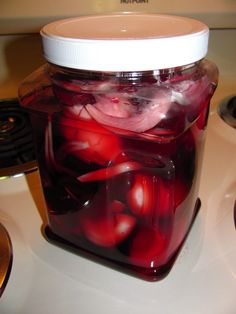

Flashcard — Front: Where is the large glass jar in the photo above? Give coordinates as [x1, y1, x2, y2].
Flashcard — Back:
[19, 14, 218, 281]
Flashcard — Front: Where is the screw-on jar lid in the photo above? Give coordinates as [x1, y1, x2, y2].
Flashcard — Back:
[40, 14, 209, 72]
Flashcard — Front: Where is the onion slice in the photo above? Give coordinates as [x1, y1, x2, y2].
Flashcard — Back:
[77, 161, 142, 182]
[44, 115, 78, 177]
[86, 96, 170, 133]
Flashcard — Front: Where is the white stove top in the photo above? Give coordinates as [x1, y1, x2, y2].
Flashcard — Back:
[0, 98, 236, 313]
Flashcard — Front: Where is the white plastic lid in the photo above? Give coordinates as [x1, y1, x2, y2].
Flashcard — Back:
[40, 14, 209, 72]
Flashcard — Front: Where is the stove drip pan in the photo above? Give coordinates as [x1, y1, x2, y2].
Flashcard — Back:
[0, 223, 13, 298]
[0, 98, 37, 177]
[218, 95, 236, 129]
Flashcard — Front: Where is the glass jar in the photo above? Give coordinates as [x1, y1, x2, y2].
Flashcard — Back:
[19, 14, 218, 281]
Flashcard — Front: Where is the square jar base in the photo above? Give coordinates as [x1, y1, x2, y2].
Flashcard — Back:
[42, 199, 201, 282]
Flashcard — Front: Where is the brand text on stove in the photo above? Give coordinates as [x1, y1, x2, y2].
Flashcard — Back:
[121, 0, 149, 3]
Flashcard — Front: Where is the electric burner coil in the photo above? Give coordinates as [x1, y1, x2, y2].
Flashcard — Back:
[0, 98, 37, 177]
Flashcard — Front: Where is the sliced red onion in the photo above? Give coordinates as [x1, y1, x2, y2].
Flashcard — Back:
[61, 79, 117, 93]
[45, 115, 58, 172]
[45, 115, 79, 177]
[79, 107, 92, 120]
[171, 75, 211, 106]
[62, 104, 83, 117]
[94, 93, 135, 118]
[77, 161, 142, 182]
[62, 105, 92, 121]
[86, 89, 171, 133]
[57, 141, 90, 160]
[53, 79, 82, 93]
[90, 80, 116, 92]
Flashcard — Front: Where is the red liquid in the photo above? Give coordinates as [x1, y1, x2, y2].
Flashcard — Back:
[22, 66, 214, 280]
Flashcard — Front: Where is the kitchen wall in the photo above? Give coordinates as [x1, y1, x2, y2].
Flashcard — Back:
[1, 0, 236, 33]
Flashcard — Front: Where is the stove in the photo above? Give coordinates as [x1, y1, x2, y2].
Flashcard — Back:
[0, 91, 236, 313]
[0, 2, 236, 313]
